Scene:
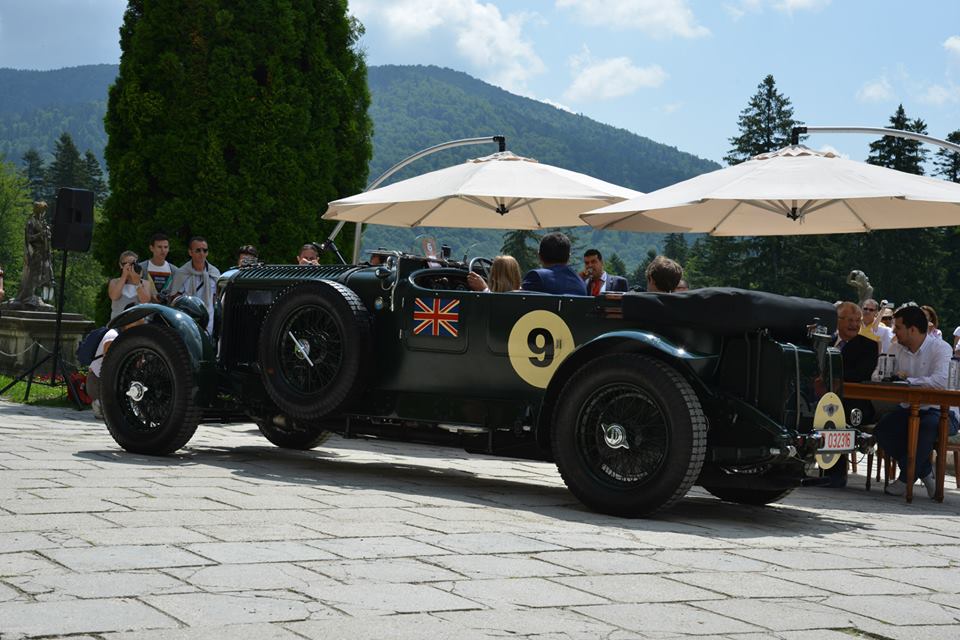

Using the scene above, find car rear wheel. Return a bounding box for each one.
[259,281,371,421]
[552,353,706,517]
[255,416,332,450]
[101,325,200,455]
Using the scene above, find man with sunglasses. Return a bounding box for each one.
[861,298,893,353]
[167,236,220,334]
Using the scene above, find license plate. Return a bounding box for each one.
[817,429,856,452]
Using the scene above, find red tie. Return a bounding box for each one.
[591,279,601,296]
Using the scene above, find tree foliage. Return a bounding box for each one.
[724,74,802,166]
[934,130,960,183]
[607,253,626,276]
[500,230,541,273]
[99,0,372,273]
[866,105,929,174]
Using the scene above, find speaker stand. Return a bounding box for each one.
[1,249,82,408]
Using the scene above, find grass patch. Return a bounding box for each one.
[0,374,77,407]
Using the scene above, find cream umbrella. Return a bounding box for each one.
[323,151,640,229]
[581,145,960,235]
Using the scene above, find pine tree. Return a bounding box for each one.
[933,130,960,183]
[21,149,46,201]
[45,133,85,200]
[724,74,803,166]
[866,105,929,175]
[662,233,688,266]
[82,151,107,204]
[500,230,541,273]
[607,253,626,276]
[99,0,372,272]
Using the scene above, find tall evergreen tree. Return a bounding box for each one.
[500,230,540,273]
[866,105,929,174]
[724,74,803,166]
[45,133,85,199]
[607,253,626,276]
[662,232,688,266]
[82,151,107,204]
[933,130,960,183]
[99,0,373,272]
[21,149,46,201]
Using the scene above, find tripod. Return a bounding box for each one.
[0,249,82,407]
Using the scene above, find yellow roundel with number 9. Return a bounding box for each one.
[508,310,576,388]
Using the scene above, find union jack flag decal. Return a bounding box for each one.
[413,298,460,337]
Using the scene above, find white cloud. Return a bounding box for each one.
[918,83,960,106]
[724,0,829,18]
[856,77,893,103]
[945,35,960,58]
[555,0,709,38]
[564,48,667,101]
[539,97,574,112]
[350,0,545,92]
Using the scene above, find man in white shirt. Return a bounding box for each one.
[861,298,893,353]
[139,233,177,300]
[873,304,959,498]
[167,236,220,334]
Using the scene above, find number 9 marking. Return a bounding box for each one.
[508,310,575,388]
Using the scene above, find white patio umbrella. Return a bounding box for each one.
[323,151,640,229]
[581,145,960,235]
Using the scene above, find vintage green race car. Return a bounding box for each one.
[101,247,862,517]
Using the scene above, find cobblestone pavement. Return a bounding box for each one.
[2,400,960,639]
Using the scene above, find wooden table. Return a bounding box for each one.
[843,382,960,503]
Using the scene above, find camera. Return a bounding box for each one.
[132,263,143,275]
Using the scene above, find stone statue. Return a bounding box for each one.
[846,269,873,306]
[6,201,54,311]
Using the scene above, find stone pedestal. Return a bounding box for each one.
[0,309,95,377]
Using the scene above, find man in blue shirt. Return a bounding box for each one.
[521,232,587,296]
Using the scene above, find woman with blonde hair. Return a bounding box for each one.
[468,255,522,293]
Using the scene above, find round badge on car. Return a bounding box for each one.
[507,310,575,388]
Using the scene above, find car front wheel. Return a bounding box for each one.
[552,353,706,517]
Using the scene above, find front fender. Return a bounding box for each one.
[108,304,217,405]
[536,331,718,448]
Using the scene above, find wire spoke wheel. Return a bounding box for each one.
[278,305,344,395]
[117,348,174,432]
[577,383,670,486]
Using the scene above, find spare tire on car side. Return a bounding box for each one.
[258,281,371,421]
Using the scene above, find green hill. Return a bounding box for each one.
[0,63,717,274]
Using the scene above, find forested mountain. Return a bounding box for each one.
[0,63,717,273]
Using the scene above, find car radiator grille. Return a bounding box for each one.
[221,294,271,368]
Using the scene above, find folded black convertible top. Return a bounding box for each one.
[621,287,837,341]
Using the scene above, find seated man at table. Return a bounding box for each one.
[521,232,587,296]
[826,302,881,487]
[874,304,959,498]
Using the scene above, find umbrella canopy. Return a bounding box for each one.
[581,145,960,236]
[323,151,640,229]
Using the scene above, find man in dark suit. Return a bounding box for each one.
[825,301,880,487]
[580,249,629,295]
[521,232,588,296]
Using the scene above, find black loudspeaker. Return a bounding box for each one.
[51,187,95,252]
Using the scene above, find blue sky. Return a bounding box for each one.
[2,0,958,166]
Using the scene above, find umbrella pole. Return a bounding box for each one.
[792,126,960,153]
[320,136,507,264]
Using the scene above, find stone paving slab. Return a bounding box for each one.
[3,399,960,639]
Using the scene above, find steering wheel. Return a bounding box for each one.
[468,257,493,281]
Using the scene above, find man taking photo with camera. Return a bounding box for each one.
[108,250,152,320]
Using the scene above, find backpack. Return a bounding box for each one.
[76,326,109,367]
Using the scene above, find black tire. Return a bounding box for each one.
[704,486,794,506]
[100,324,200,455]
[258,281,371,421]
[255,416,331,450]
[552,353,707,517]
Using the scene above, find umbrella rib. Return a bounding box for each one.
[459,194,497,212]
[357,201,400,223]
[410,197,454,227]
[841,200,873,232]
[800,199,838,216]
[742,200,790,215]
[522,199,545,228]
[710,200,745,234]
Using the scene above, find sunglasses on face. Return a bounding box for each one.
[192,247,209,253]
[862,307,877,312]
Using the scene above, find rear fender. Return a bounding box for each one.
[536,331,717,448]
[108,304,217,404]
